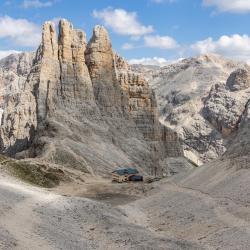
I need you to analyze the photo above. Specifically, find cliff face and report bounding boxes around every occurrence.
[224,100,250,162]
[85,25,124,115]
[140,54,250,165]
[0,20,184,176]
[35,20,97,124]
[0,52,36,154]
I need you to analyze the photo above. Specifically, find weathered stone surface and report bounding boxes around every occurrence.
[0,19,185,176]
[36,20,96,124]
[85,25,124,114]
[138,54,250,164]
[0,52,35,113]
[36,21,60,123]
[114,53,130,72]
[226,68,250,91]
[117,70,154,137]
[203,83,249,136]
[115,54,183,158]
[0,52,36,155]
[225,99,250,160]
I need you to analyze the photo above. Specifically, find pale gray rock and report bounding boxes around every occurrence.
[225,99,250,160]
[226,68,250,91]
[203,83,249,136]
[85,25,124,115]
[0,19,185,176]
[139,54,250,164]
[0,52,36,155]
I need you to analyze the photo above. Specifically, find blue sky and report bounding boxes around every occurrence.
[1,0,250,65]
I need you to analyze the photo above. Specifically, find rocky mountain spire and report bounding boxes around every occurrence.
[42,21,58,59]
[35,19,97,123]
[0,19,184,176]
[85,25,124,114]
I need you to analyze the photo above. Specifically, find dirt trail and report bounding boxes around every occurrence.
[0,175,58,250]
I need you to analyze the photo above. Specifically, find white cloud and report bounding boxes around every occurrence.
[0,50,21,60]
[128,57,184,67]
[129,57,169,66]
[122,43,136,50]
[191,34,250,64]
[203,0,250,13]
[21,0,53,8]
[0,16,41,47]
[92,8,154,36]
[144,35,179,49]
[191,37,215,54]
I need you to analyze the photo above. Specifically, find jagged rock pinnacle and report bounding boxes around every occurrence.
[0,19,183,176]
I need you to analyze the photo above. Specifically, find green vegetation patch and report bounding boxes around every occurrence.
[0,154,66,188]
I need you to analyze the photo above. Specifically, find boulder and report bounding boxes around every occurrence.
[226,68,250,91]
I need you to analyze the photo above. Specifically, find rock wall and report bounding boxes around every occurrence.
[143,54,250,164]
[203,81,249,137]
[0,19,183,176]
[115,54,183,158]
[0,53,36,154]
[224,99,250,161]
[36,20,97,124]
[85,26,123,115]
[226,68,250,91]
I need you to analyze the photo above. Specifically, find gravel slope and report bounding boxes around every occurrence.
[0,172,202,250]
[1,155,250,250]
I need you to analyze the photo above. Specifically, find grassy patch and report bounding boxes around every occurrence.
[0,154,66,188]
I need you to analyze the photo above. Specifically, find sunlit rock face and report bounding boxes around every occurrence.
[0,19,184,176]
[0,52,36,155]
[138,54,250,165]
[226,68,250,92]
[224,100,250,162]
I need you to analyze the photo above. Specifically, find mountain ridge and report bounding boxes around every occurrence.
[133,53,250,165]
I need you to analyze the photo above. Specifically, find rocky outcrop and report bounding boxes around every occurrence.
[0,52,36,154]
[0,52,35,115]
[140,54,250,164]
[242,99,250,122]
[226,68,250,91]
[117,62,156,139]
[36,20,96,124]
[203,82,249,136]
[0,52,34,93]
[57,20,95,102]
[224,99,250,161]
[85,25,124,115]
[115,54,183,158]
[0,19,184,176]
